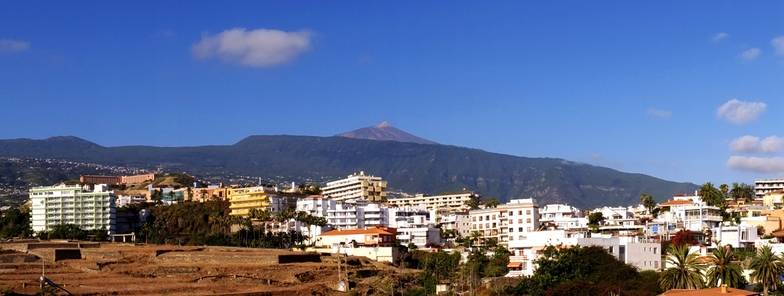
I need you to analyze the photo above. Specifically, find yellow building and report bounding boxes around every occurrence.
[228,186,272,216]
[763,190,784,207]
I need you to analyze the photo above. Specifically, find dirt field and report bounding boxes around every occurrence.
[0,242,409,296]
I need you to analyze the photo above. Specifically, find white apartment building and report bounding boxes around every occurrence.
[469,198,539,247]
[116,195,147,207]
[756,179,784,200]
[506,231,660,277]
[711,224,759,248]
[322,171,387,202]
[386,190,480,212]
[397,227,441,248]
[440,212,471,238]
[30,184,117,235]
[388,205,436,228]
[539,204,587,231]
[646,199,723,240]
[326,202,389,230]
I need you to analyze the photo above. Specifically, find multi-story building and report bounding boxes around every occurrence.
[646,199,723,241]
[228,186,275,216]
[385,190,480,212]
[326,201,389,230]
[440,212,471,238]
[30,184,117,235]
[322,171,387,202]
[469,198,539,247]
[756,179,784,200]
[539,204,587,231]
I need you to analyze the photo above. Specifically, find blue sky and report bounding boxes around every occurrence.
[1,2,783,187]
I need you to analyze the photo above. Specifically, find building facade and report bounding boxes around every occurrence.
[469,198,540,247]
[30,184,117,235]
[322,171,387,202]
[756,179,784,200]
[385,190,480,212]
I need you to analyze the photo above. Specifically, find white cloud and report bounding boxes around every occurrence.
[192,28,312,68]
[772,36,784,55]
[727,156,784,174]
[741,48,761,60]
[730,135,760,153]
[713,32,729,42]
[591,154,603,160]
[647,108,671,119]
[761,136,784,154]
[717,99,766,124]
[0,39,30,54]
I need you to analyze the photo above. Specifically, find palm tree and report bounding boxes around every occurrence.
[730,183,755,203]
[660,244,705,290]
[706,245,744,288]
[750,245,784,295]
[485,198,500,208]
[700,182,724,207]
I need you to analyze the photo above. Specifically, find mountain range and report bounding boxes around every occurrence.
[0,123,699,209]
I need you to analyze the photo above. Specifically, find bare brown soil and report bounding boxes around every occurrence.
[0,243,409,296]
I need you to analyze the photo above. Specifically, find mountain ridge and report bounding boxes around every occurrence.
[0,134,699,208]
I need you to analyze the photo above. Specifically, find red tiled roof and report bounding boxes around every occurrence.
[320,228,394,236]
[660,200,695,206]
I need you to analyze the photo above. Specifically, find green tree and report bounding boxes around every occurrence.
[485,198,500,208]
[660,244,705,290]
[641,194,657,216]
[464,199,480,210]
[485,246,511,277]
[730,182,755,203]
[588,212,604,226]
[699,182,724,207]
[0,208,32,238]
[706,245,745,288]
[750,245,784,296]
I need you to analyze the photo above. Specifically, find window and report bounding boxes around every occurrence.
[654,261,659,268]
[609,246,614,253]
[508,228,513,233]
[518,219,523,224]
[526,210,531,215]
[518,227,523,232]
[518,211,522,215]
[653,247,657,254]
[508,211,513,216]
[509,236,514,241]
[526,218,531,223]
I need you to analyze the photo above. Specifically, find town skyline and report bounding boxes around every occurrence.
[2,2,784,186]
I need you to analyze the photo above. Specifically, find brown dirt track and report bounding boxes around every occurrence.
[0,243,406,296]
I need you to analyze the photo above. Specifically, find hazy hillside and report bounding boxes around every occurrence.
[0,136,699,208]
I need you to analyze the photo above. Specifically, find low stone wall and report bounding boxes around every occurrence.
[54,249,82,261]
[80,249,123,261]
[27,243,79,250]
[278,254,321,264]
[0,254,38,263]
[154,252,280,265]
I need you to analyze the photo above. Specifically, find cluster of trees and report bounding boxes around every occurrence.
[0,208,32,238]
[498,245,661,296]
[138,200,327,249]
[699,182,755,209]
[660,231,784,295]
[402,245,512,295]
[36,224,108,241]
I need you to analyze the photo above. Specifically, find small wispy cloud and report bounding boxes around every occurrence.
[713,32,729,42]
[772,36,784,56]
[727,156,784,174]
[717,99,766,124]
[647,108,672,119]
[761,136,784,154]
[741,48,761,61]
[0,39,30,54]
[192,27,312,68]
